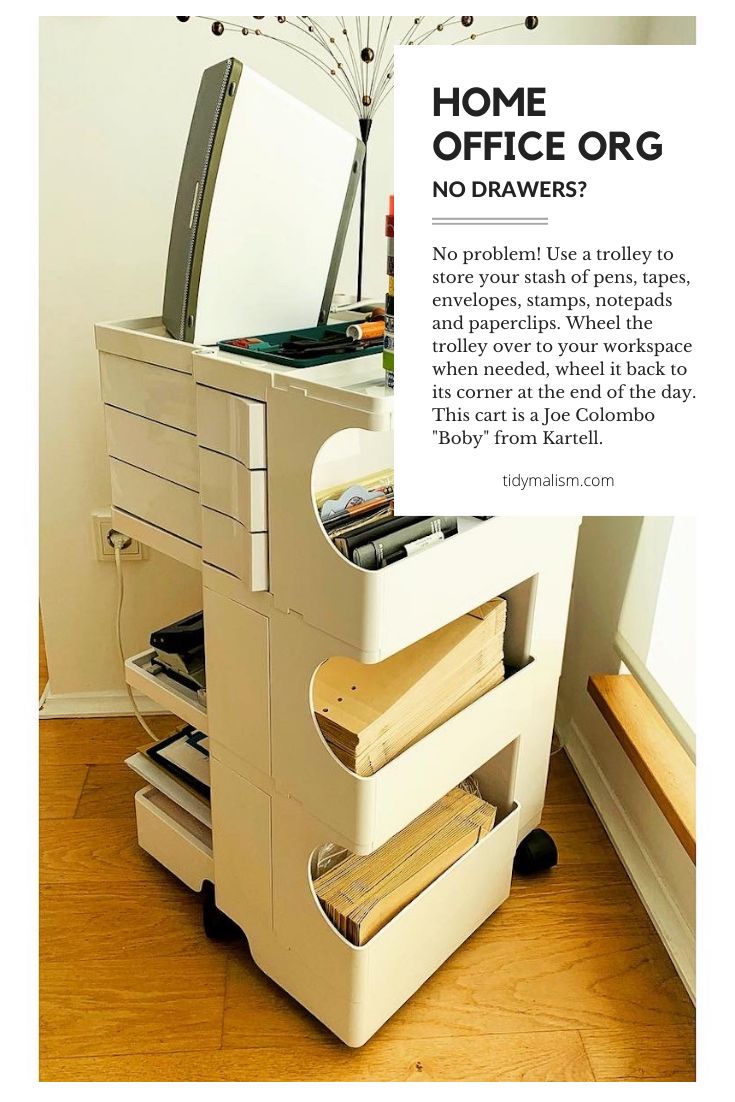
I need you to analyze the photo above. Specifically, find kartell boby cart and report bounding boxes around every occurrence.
[95,316,580,1048]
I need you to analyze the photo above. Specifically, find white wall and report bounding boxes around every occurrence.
[39,16,689,703]
[556,518,696,996]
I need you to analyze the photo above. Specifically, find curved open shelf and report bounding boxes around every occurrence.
[269,758,520,1046]
[268,389,577,661]
[311,597,508,778]
[271,579,539,853]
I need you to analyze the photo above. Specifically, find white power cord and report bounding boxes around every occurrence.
[111,532,158,742]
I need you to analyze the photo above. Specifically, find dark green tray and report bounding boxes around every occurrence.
[218,323,380,369]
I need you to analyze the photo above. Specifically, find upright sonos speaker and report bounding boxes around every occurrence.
[163,58,364,344]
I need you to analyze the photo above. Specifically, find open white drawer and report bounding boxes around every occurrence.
[125,649,208,733]
[135,786,213,892]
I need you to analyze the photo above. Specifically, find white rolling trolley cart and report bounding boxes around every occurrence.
[96,315,580,1047]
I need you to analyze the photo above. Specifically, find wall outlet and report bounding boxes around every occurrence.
[92,511,146,562]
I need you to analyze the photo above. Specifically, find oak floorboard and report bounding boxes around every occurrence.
[75,763,145,819]
[38,712,695,1082]
[40,764,88,820]
[543,748,589,805]
[40,1029,594,1082]
[40,715,179,767]
[580,1024,696,1082]
[382,928,694,1039]
[39,880,235,965]
[40,954,227,1060]
[41,815,158,884]
[538,802,628,875]
[485,875,655,941]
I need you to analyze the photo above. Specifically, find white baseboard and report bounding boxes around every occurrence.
[39,689,164,720]
[558,716,695,1002]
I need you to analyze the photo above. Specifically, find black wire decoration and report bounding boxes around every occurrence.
[176,15,539,300]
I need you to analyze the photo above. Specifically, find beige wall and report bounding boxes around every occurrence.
[39,16,692,702]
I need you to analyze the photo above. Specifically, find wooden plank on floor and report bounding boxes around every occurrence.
[40,816,156,884]
[38,720,695,1082]
[40,955,227,1060]
[40,1029,594,1082]
[580,1024,696,1082]
[39,881,234,965]
[588,674,695,862]
[537,802,631,877]
[221,922,692,1053]
[386,928,694,1038]
[75,763,144,819]
[487,874,656,942]
[40,764,88,819]
[543,750,589,806]
[40,715,180,767]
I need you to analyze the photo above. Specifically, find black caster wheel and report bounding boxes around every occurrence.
[202,881,240,940]
[514,828,558,874]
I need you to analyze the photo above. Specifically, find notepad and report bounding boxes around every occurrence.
[314,786,497,945]
[313,598,506,776]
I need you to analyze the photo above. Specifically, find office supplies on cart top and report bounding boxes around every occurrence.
[218,315,385,369]
[149,611,206,698]
[313,599,506,776]
[314,785,497,946]
[383,194,394,388]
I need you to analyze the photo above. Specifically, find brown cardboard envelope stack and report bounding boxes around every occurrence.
[314,786,497,945]
[313,598,506,776]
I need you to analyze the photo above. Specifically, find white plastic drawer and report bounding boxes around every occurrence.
[110,458,201,547]
[197,385,267,468]
[105,406,199,491]
[135,785,213,892]
[199,447,267,531]
[100,352,196,432]
[201,506,269,591]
